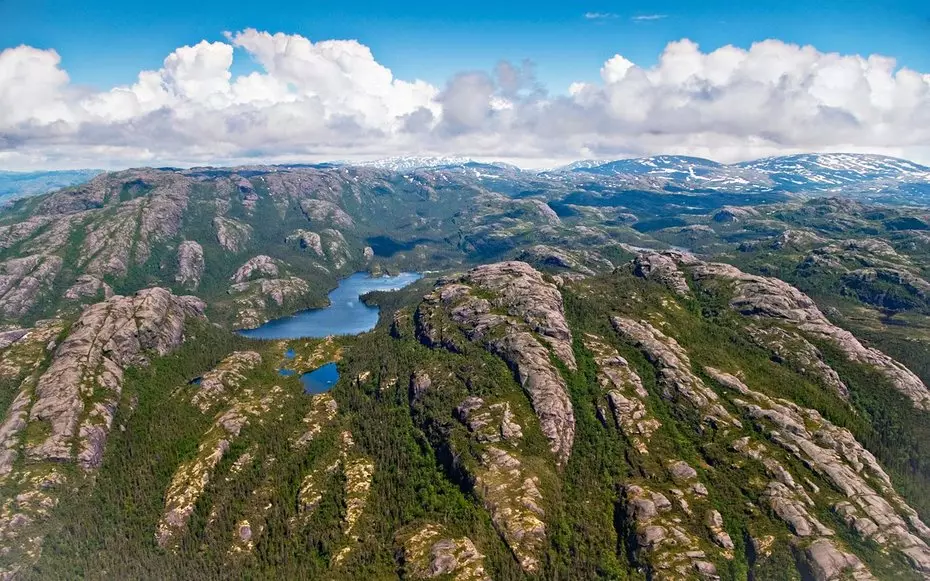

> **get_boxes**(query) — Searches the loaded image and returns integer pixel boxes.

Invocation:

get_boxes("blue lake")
[301,363,340,394]
[238,272,422,340]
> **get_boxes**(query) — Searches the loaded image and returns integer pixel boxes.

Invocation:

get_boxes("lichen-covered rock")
[157,385,289,549]
[622,483,721,579]
[176,240,205,290]
[416,262,576,465]
[456,396,523,443]
[473,446,546,573]
[584,334,661,453]
[399,523,491,581]
[293,393,338,448]
[190,351,262,412]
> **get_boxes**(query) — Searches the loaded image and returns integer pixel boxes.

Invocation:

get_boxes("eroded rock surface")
[0,255,62,319]
[611,317,738,429]
[416,262,576,465]
[706,367,930,574]
[632,251,930,411]
[400,523,491,581]
[584,335,659,453]
[474,446,546,573]
[176,240,205,290]
[0,289,204,574]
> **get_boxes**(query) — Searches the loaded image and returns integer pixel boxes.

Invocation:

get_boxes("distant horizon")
[2,150,930,174]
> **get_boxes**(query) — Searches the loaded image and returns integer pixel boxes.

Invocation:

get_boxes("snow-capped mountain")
[550,153,930,201]
[357,156,478,172]
[734,153,930,190]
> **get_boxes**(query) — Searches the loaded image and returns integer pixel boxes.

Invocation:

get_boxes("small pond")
[301,363,340,394]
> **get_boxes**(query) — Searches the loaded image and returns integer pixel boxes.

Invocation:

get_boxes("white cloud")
[1,33,930,169]
[584,12,618,20]
[632,14,667,22]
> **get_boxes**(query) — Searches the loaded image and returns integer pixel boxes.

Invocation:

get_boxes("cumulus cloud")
[1,33,930,169]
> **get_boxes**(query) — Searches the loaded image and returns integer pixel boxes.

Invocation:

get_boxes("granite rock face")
[24,289,204,467]
[176,241,205,290]
[474,446,546,572]
[0,289,204,574]
[231,255,280,283]
[287,230,324,256]
[706,367,930,574]
[416,262,576,465]
[631,251,930,411]
[214,216,253,252]
[611,317,738,429]
[0,255,62,319]
[584,335,659,454]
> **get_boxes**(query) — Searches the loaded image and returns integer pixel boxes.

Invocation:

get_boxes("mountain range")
[0,154,929,579]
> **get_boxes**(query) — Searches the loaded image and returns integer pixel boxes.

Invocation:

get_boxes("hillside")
[0,159,930,579]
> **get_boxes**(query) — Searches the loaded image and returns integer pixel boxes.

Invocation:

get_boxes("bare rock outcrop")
[474,446,546,572]
[157,384,290,549]
[0,254,62,319]
[456,396,523,443]
[611,317,738,429]
[301,199,354,229]
[79,172,191,277]
[293,393,339,448]
[745,325,848,398]
[416,262,576,464]
[399,523,491,581]
[707,367,930,574]
[64,275,114,301]
[633,251,930,411]
[27,288,205,467]
[584,335,659,453]
[805,539,876,581]
[190,351,262,412]
[176,240,205,290]
[213,216,253,252]
[287,229,324,256]
[622,483,721,579]
[231,255,280,283]
[0,289,204,572]
[631,252,691,297]
[229,277,310,329]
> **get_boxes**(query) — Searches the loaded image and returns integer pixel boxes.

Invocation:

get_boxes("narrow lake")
[238,272,423,340]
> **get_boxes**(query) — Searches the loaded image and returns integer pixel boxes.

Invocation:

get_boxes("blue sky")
[2,0,929,93]
[2,0,930,169]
